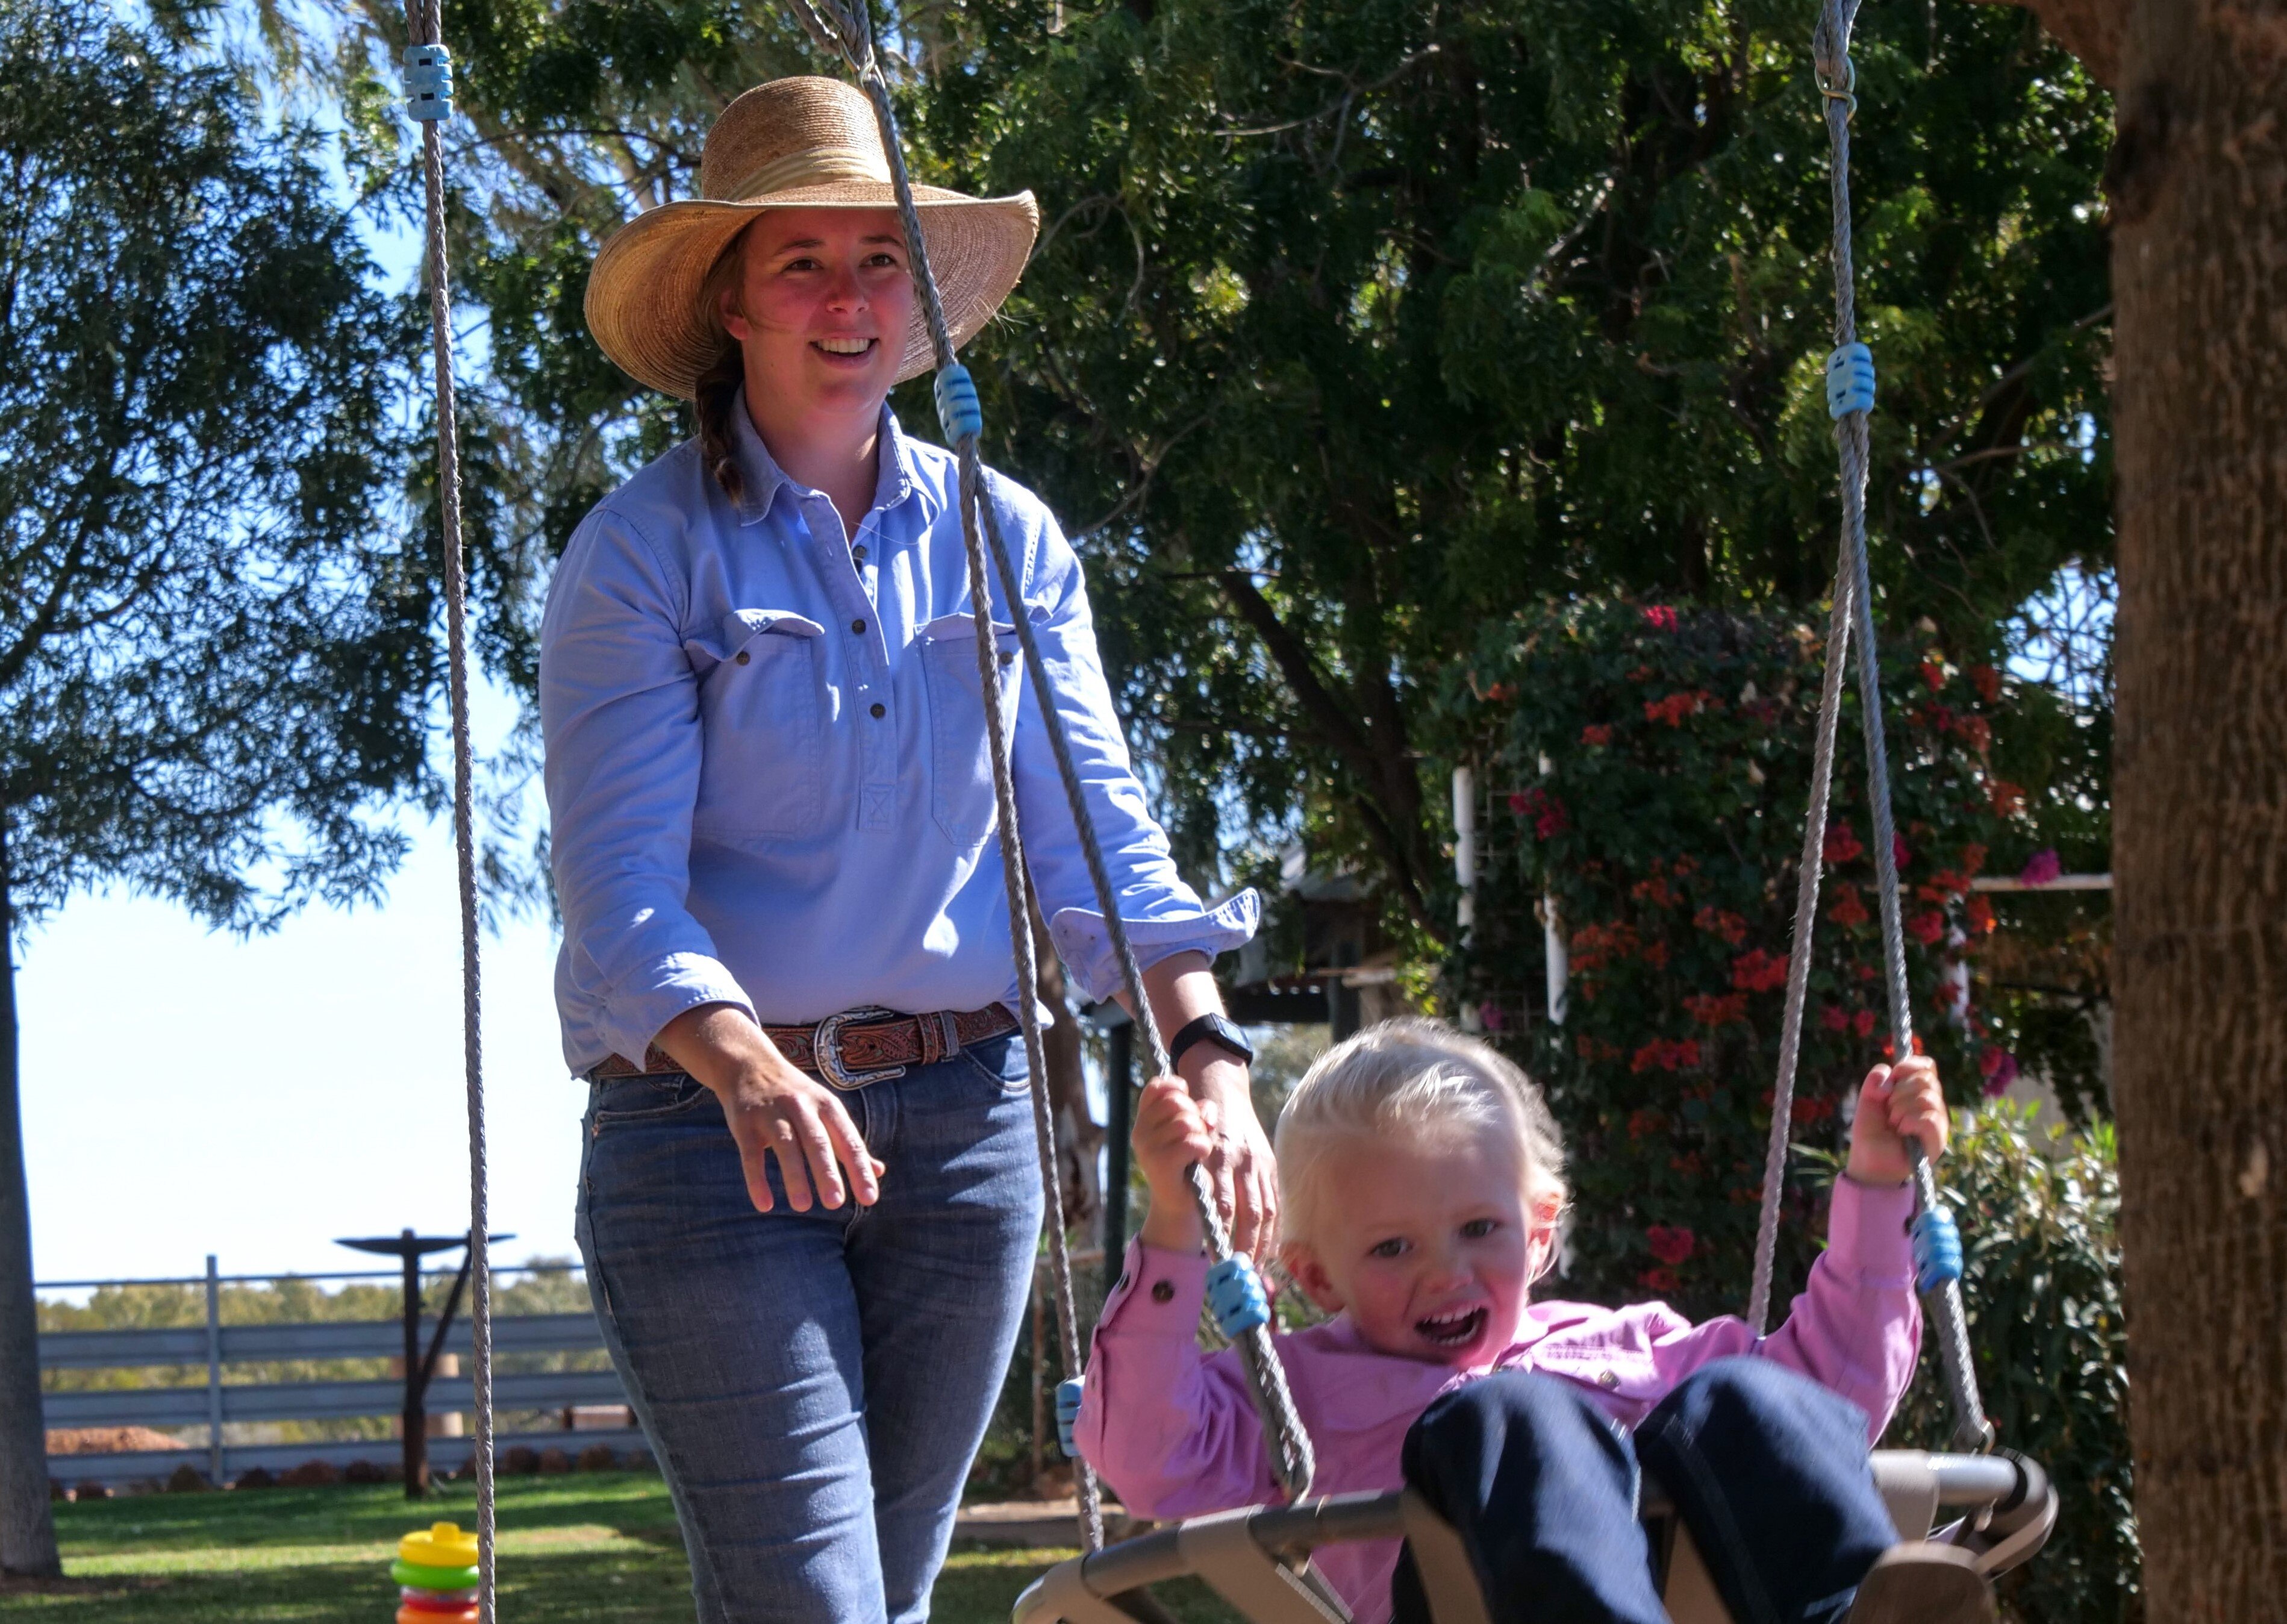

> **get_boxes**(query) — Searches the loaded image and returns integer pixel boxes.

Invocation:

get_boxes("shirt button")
[1150,1280,1175,1304]
[869,702,886,719]
[1597,1370,1620,1390]
[852,618,867,635]
[734,651,750,666]
[852,544,868,562]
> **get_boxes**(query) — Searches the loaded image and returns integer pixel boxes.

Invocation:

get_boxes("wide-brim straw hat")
[585,76,1038,399]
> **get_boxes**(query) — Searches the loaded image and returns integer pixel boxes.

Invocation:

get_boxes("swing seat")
[1011,1450,2055,1624]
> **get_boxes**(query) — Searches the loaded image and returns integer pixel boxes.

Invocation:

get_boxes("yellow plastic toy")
[392,1522,481,1624]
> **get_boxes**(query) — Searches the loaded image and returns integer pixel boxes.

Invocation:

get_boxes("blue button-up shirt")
[539,397,1256,1073]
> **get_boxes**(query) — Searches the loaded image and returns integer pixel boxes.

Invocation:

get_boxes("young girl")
[1076,1018,1993,1624]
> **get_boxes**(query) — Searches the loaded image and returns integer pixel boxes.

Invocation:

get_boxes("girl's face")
[720,206,914,433]
[1284,1127,1556,1369]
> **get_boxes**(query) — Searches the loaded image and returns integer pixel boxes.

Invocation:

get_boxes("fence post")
[204,1255,222,1485]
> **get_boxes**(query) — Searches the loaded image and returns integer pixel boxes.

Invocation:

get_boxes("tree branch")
[1970,0,2121,89]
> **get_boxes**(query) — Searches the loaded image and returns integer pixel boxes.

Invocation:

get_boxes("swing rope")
[1747,0,1991,1457]
[785,0,1318,1526]
[402,5,497,1617]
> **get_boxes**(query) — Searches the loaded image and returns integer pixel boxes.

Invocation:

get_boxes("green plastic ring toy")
[391,1558,482,1590]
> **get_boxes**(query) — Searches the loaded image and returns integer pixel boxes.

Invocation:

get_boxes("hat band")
[719,146,893,203]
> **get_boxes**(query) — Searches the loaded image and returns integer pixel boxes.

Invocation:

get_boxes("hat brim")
[584,182,1040,400]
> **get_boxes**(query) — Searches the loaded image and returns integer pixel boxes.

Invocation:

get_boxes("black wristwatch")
[1167,1012,1254,1070]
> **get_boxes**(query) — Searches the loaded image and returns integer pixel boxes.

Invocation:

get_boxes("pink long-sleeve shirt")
[1076,1176,1922,1624]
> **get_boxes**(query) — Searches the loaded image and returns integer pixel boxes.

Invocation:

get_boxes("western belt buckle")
[814,1007,909,1092]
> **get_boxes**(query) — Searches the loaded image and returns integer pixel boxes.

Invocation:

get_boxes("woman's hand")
[1846,1055,1950,1185]
[656,1003,882,1213]
[1132,1075,1215,1252]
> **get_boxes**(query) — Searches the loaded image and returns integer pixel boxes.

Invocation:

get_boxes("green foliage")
[1886,1104,2137,1624]
[925,0,2113,925]
[281,0,2114,936]
[0,0,431,928]
[1437,598,2023,1312]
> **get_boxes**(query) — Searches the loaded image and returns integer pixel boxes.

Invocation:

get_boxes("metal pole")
[1102,1020,1134,1296]
[204,1256,222,1486]
[401,1230,427,1498]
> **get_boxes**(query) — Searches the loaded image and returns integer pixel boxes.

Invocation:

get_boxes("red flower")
[1638,1267,1681,1295]
[1965,895,1995,936]
[1852,1008,1876,1038]
[1509,787,1570,839]
[1643,605,1679,631]
[1892,832,1912,870]
[1631,875,1679,908]
[1827,887,1870,928]
[2019,848,2064,887]
[1823,823,1864,865]
[1730,949,1789,993]
[1693,905,1747,945]
[1919,660,1945,692]
[1957,715,1992,754]
[1820,1003,1850,1033]
[1477,1001,1507,1033]
[1630,1038,1702,1074]
[1989,780,2027,816]
[1582,723,1614,747]
[1979,1047,2020,1096]
[1684,992,1749,1027]
[1969,664,2002,704]
[1483,682,1515,703]
[1959,843,1988,878]
[1646,1225,1696,1265]
[1626,1107,1668,1140]
[1906,910,1946,946]
[1791,1093,1837,1126]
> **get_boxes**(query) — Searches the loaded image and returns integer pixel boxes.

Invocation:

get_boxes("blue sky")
[17,676,585,1287]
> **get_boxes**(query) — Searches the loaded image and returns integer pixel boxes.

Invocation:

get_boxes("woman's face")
[720,206,914,434]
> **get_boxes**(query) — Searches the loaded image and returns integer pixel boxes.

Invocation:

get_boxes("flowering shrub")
[1438,599,2028,1316]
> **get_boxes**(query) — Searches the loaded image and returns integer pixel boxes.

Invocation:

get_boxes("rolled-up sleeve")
[993,481,1258,999]
[540,506,755,1068]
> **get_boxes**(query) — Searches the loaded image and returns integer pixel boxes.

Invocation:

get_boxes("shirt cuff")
[1095,1238,1211,1343]
[604,951,756,1070]
[1826,1173,1918,1287]
[1047,890,1260,1004]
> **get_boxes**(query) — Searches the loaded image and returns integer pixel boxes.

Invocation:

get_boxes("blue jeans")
[575,1034,1044,1624]
[1393,1360,1898,1624]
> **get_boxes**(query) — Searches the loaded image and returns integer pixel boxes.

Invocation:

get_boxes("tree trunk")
[0,810,61,1576]
[2108,1,2287,1617]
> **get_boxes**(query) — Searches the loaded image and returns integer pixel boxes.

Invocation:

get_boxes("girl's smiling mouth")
[1415,1305,1489,1349]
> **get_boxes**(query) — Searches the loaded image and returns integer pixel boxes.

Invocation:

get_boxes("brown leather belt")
[588,1004,1019,1091]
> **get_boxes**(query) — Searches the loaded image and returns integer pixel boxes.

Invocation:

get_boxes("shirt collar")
[728,391,932,532]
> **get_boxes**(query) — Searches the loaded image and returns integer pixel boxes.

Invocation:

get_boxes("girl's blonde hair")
[1275,1017,1568,1249]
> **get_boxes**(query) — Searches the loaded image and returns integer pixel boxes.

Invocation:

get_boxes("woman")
[544,77,1275,1624]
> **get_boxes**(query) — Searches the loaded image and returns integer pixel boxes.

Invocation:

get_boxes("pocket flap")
[684,609,827,673]
[921,613,1019,647]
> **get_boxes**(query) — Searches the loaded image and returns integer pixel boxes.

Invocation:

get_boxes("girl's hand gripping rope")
[1132,1075,1217,1253]
[1846,1056,1950,1186]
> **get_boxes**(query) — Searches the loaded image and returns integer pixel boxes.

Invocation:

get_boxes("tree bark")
[0,809,61,1576]
[2104,1,2287,1617]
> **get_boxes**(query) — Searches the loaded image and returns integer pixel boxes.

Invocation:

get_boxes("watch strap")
[1168,1011,1253,1070]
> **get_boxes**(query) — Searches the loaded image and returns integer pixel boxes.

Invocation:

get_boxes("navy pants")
[1392,1359,1899,1624]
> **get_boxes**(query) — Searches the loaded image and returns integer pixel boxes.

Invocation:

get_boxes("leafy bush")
[1885,1104,2138,1624]
[1438,598,2024,1314]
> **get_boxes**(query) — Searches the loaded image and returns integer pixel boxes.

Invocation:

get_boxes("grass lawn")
[0,1475,1240,1623]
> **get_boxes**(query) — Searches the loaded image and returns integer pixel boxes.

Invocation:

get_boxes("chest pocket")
[685,609,828,841]
[919,613,1024,849]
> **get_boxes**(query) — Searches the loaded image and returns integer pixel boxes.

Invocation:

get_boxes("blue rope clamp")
[1055,1378,1085,1458]
[1206,1254,1272,1339]
[934,363,984,446]
[1826,342,1875,420]
[405,43,454,123]
[1910,1207,1964,1295]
